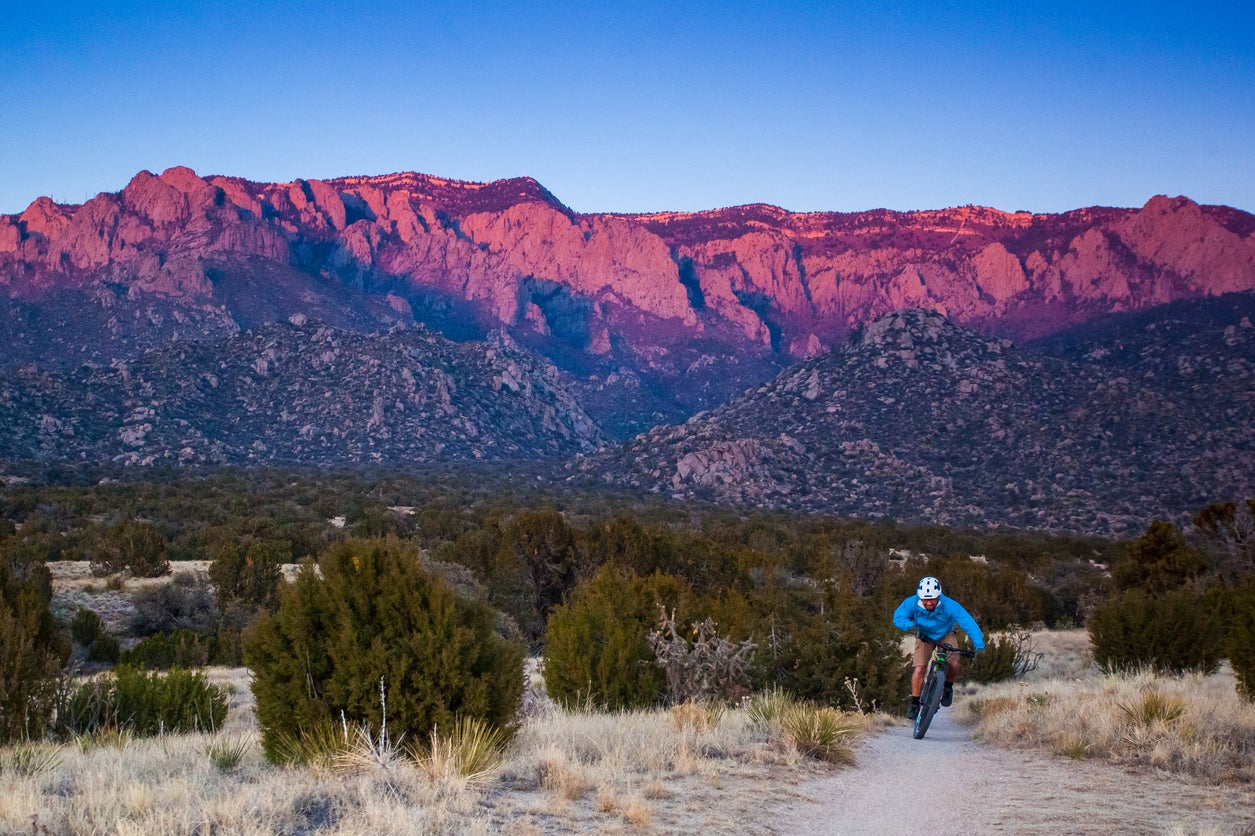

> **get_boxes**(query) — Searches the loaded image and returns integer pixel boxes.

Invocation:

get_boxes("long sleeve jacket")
[893,594,985,650]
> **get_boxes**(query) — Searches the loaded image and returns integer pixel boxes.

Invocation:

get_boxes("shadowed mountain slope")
[567,298,1255,536]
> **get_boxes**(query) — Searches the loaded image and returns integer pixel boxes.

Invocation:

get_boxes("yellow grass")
[0,665,864,835]
[957,664,1255,782]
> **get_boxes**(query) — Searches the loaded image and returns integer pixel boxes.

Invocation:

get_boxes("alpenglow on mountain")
[2,166,1254,535]
[3,166,1253,431]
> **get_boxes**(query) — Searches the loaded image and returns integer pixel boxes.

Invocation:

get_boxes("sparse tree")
[91,520,170,578]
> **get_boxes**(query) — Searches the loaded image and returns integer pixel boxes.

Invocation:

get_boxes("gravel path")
[762,708,1255,835]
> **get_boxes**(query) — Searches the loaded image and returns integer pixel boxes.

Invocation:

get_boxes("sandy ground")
[759,708,1255,836]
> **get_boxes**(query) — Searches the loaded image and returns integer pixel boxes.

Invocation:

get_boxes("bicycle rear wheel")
[913,667,945,740]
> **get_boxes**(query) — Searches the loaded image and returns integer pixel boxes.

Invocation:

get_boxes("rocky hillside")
[0,320,602,467]
[3,167,1253,434]
[567,297,1255,536]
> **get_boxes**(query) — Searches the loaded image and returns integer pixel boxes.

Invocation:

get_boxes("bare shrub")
[130,570,217,636]
[648,604,755,705]
[967,627,1043,683]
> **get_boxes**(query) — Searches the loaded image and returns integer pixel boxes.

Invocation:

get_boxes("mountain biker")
[893,576,985,720]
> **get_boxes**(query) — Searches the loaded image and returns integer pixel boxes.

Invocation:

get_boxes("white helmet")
[917,576,942,600]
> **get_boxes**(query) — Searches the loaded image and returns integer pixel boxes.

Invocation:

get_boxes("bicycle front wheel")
[913,667,945,740]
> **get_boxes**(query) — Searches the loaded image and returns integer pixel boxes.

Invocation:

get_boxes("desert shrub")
[0,545,71,742]
[778,703,860,764]
[87,632,121,664]
[58,665,227,737]
[121,628,211,669]
[1194,499,1255,587]
[245,538,524,763]
[130,570,217,636]
[70,607,105,646]
[208,539,288,612]
[487,510,584,646]
[964,635,1016,684]
[1112,519,1209,594]
[648,604,755,704]
[543,565,691,710]
[756,585,911,714]
[1088,587,1224,674]
[1229,582,1255,701]
[90,520,170,578]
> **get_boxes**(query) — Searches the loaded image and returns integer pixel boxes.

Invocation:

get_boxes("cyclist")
[893,576,985,719]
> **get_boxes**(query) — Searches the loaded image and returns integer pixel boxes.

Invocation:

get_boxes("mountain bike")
[913,640,976,740]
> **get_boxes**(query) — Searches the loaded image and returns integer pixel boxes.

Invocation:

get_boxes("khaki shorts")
[912,633,959,668]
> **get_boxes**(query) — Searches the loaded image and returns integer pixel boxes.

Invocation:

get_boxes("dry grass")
[47,561,301,642]
[0,666,865,835]
[957,665,1255,782]
[1015,628,1097,681]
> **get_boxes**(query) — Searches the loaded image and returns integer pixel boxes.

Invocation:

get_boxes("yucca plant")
[206,735,251,772]
[334,723,407,776]
[410,715,507,787]
[267,720,350,769]
[1117,690,1186,728]
[0,742,62,777]
[745,687,798,727]
[779,703,861,764]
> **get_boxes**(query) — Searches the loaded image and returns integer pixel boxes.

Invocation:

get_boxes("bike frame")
[913,640,974,740]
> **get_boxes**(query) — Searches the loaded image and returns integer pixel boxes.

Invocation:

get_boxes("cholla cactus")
[648,604,755,705]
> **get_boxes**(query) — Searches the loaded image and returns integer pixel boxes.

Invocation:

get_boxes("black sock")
[910,696,920,705]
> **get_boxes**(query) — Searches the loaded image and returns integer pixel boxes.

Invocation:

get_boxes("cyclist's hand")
[974,647,985,655]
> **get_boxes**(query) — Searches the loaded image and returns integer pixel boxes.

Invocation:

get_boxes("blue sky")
[2,1,1252,215]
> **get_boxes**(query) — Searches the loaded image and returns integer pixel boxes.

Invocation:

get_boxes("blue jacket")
[893,594,985,650]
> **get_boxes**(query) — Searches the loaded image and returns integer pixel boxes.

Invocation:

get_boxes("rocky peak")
[2,166,1254,437]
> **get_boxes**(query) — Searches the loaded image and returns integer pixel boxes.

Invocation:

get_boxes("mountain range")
[2,167,1254,535]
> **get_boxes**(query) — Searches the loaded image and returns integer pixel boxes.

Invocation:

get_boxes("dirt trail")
[761,709,1255,836]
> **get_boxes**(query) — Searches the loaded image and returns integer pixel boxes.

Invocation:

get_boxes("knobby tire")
[913,666,945,740]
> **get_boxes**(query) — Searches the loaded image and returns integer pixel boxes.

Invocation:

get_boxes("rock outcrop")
[0,321,604,467]
[568,296,1255,537]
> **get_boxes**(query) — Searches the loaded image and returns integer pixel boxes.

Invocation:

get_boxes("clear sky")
[2,1,1252,216]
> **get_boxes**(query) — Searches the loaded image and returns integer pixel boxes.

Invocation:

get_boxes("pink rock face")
[2,168,1253,360]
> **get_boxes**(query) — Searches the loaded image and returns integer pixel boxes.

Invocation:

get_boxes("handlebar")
[927,640,977,657]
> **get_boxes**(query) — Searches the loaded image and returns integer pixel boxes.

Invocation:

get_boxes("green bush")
[487,510,584,646]
[0,544,70,743]
[964,632,1019,684]
[90,520,170,578]
[1112,520,1209,594]
[87,632,121,664]
[58,665,227,737]
[209,539,287,612]
[757,585,911,714]
[121,628,211,669]
[244,538,524,763]
[543,565,691,710]
[1088,587,1224,674]
[1229,582,1255,702]
[70,607,105,646]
